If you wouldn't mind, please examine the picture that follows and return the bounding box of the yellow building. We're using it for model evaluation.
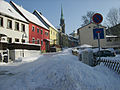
[49,27,59,46]
[33,10,61,51]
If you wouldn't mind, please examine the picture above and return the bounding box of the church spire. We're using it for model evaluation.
[61,5,64,20]
[60,4,65,33]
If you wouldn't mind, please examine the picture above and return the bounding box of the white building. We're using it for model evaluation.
[0,0,29,44]
[77,23,106,47]
[0,0,29,62]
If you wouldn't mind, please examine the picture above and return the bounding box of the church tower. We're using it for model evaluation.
[60,5,65,33]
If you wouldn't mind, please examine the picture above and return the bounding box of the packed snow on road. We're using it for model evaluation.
[0,48,120,90]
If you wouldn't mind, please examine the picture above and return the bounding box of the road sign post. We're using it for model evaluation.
[92,13,103,61]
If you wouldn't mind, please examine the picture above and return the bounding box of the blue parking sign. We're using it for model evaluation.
[93,28,104,39]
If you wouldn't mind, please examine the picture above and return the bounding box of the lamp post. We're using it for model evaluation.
[22,32,27,57]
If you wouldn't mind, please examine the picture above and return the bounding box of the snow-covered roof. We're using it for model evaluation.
[34,10,58,32]
[10,1,48,30]
[106,35,118,38]
[0,0,27,23]
[77,44,93,48]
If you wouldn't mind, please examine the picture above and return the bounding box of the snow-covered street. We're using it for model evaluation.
[0,49,120,90]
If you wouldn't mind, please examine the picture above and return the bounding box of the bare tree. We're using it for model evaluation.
[81,11,95,26]
[106,8,120,27]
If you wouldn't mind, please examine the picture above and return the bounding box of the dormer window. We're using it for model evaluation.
[8,9,13,13]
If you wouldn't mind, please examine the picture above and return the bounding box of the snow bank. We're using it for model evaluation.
[0,48,120,90]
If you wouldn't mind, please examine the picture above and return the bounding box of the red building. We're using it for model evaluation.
[29,23,50,52]
[11,1,50,52]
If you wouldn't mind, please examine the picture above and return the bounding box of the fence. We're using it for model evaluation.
[98,58,120,74]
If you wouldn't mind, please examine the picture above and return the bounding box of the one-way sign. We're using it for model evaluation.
[93,28,104,40]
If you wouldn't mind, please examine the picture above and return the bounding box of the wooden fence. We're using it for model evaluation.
[98,58,120,74]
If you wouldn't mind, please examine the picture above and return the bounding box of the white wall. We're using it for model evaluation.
[9,49,41,61]
[0,15,29,43]
[78,23,106,47]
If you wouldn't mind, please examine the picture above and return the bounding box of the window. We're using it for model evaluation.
[0,17,3,27]
[15,38,19,42]
[88,26,91,28]
[21,39,25,43]
[7,37,12,43]
[41,40,43,45]
[37,28,39,33]
[7,19,12,29]
[32,37,35,43]
[107,38,112,42]
[53,32,55,35]
[21,24,25,32]
[15,22,19,30]
[37,39,40,44]
[45,31,48,36]
[32,26,35,32]
[51,31,52,34]
[41,29,43,34]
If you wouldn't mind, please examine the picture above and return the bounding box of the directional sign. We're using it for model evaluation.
[93,28,104,39]
[92,13,103,24]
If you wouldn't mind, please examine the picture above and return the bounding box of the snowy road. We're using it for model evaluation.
[0,49,120,90]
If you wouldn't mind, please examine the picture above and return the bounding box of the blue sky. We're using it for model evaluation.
[5,0,120,34]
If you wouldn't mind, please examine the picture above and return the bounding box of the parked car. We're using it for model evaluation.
[93,49,116,57]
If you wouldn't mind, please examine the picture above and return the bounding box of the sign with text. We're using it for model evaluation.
[93,28,104,40]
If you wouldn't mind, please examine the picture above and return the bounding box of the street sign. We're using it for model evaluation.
[92,13,103,24]
[93,28,104,40]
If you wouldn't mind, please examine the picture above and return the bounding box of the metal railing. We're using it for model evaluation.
[98,58,120,74]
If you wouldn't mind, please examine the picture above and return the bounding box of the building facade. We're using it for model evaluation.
[77,23,106,47]
[106,24,120,48]
[69,31,79,47]
[0,0,30,62]
[0,0,29,45]
[33,10,60,51]
[10,1,50,53]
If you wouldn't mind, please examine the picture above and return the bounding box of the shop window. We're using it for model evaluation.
[15,38,19,42]
[32,37,35,43]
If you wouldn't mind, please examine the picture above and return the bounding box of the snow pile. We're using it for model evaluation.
[0,49,120,90]
[80,44,93,48]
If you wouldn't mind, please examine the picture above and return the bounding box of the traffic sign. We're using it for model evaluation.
[93,28,104,39]
[92,13,103,24]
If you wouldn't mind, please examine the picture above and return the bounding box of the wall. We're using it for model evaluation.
[78,23,106,47]
[29,23,50,52]
[9,49,41,61]
[49,27,59,45]
[0,15,29,43]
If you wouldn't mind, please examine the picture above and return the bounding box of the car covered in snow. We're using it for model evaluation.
[93,49,116,57]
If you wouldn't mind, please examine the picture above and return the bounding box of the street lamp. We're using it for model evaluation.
[22,32,27,57]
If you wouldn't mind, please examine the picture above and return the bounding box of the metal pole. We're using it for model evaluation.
[98,33,100,52]
[97,24,101,61]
